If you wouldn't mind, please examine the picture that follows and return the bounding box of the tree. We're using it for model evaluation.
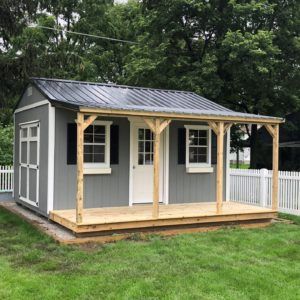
[0,124,13,165]
[120,0,300,167]
[0,0,133,125]
[0,0,299,168]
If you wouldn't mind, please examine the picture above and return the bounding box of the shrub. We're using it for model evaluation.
[0,124,13,165]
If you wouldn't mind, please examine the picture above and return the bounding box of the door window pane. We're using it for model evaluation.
[20,167,27,198]
[145,154,153,165]
[138,128,144,140]
[21,128,28,138]
[30,127,37,137]
[138,153,144,165]
[138,128,153,165]
[21,142,27,164]
[29,141,37,164]
[29,169,37,203]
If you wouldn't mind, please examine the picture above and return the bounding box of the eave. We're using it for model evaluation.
[79,106,285,125]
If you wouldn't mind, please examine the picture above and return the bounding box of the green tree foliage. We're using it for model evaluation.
[0,0,299,167]
[0,124,13,165]
[120,0,300,167]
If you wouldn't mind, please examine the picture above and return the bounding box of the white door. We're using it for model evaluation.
[131,123,164,204]
[19,121,40,206]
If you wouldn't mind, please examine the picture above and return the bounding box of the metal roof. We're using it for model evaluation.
[31,78,282,122]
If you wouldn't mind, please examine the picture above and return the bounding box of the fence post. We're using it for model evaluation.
[260,168,268,207]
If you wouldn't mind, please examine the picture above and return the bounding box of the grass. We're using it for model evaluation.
[0,207,299,299]
[230,163,250,169]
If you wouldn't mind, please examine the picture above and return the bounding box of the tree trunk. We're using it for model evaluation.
[250,124,258,169]
[236,149,240,168]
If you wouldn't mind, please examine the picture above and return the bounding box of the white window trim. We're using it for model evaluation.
[184,125,212,172]
[83,120,112,174]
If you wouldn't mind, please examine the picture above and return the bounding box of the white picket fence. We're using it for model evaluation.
[0,166,14,192]
[230,168,300,216]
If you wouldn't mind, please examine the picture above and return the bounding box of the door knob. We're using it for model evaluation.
[133,165,136,169]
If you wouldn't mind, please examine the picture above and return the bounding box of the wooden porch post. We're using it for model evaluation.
[153,119,161,219]
[265,124,279,210]
[208,121,229,213]
[144,118,171,219]
[76,112,84,224]
[76,113,98,224]
[272,124,279,210]
[216,122,224,213]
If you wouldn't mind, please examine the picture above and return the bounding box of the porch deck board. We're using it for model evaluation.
[49,202,277,234]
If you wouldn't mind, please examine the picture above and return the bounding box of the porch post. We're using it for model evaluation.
[216,122,224,213]
[76,112,84,224]
[272,124,279,210]
[153,119,161,219]
[144,118,171,219]
[264,124,279,211]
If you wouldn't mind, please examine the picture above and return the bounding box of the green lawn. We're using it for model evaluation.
[230,163,250,169]
[0,207,299,300]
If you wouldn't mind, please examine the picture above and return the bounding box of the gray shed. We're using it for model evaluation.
[14,78,283,235]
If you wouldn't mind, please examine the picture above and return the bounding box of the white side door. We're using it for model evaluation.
[131,122,164,204]
[19,121,40,206]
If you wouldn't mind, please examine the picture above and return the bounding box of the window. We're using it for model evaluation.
[84,120,112,173]
[184,125,212,172]
[138,128,154,165]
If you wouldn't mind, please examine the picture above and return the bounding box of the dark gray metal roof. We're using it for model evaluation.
[31,78,282,121]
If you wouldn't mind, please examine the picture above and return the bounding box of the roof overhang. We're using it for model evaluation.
[79,106,285,125]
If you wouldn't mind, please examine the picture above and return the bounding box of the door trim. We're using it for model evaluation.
[128,117,169,206]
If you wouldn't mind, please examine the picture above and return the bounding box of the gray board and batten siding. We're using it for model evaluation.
[14,87,49,216]
[169,121,227,204]
[53,108,130,209]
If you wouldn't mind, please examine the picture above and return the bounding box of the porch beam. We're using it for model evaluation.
[144,118,171,218]
[76,112,84,224]
[80,107,284,125]
[207,121,218,135]
[224,123,232,134]
[265,124,275,138]
[83,115,98,131]
[158,119,171,134]
[216,122,224,213]
[144,118,156,133]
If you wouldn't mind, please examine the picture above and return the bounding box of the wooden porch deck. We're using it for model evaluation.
[49,202,277,236]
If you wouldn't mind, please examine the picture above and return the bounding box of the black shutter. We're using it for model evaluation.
[67,123,77,165]
[110,125,119,164]
[178,127,186,164]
